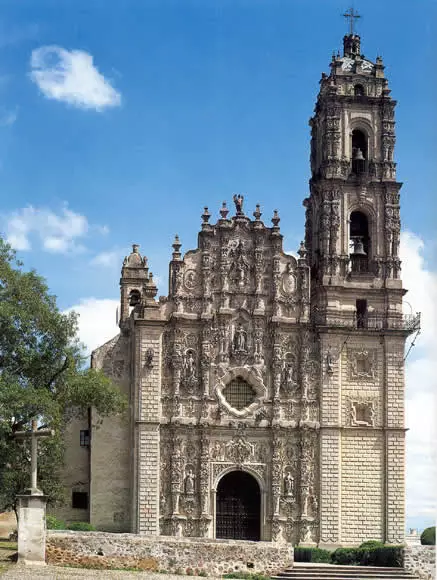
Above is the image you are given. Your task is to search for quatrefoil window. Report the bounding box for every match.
[223,378,256,411]
[214,367,267,418]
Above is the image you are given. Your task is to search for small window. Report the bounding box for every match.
[356,299,368,329]
[72,491,88,510]
[80,430,90,447]
[354,84,365,96]
[223,378,256,411]
[129,289,141,306]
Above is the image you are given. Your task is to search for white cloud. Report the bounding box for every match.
[2,204,107,254]
[90,250,120,268]
[30,46,121,111]
[401,231,437,528]
[0,108,17,126]
[65,298,119,355]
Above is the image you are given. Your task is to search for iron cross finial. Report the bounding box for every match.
[343,7,361,35]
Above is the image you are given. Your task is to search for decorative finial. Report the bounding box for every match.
[233,194,244,215]
[219,201,229,220]
[253,204,262,221]
[201,207,211,224]
[172,234,182,260]
[298,241,307,260]
[132,244,140,253]
[271,209,280,228]
[343,7,360,36]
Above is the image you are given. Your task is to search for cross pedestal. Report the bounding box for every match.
[17,494,48,565]
[13,419,54,565]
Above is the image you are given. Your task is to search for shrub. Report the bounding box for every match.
[294,547,331,563]
[361,545,403,567]
[46,515,66,530]
[359,540,384,550]
[223,573,270,580]
[66,522,96,532]
[421,527,436,546]
[331,548,360,565]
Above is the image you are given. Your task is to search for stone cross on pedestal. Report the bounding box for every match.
[13,419,54,495]
[13,419,54,566]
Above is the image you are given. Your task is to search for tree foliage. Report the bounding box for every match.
[0,238,126,512]
[420,526,436,545]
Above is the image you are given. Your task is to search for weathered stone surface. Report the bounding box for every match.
[17,495,47,565]
[404,545,436,580]
[47,531,293,576]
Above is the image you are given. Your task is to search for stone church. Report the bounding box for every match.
[60,30,420,547]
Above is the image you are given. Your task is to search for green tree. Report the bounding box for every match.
[0,238,126,514]
[420,526,436,545]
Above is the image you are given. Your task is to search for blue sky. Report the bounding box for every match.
[0,0,435,532]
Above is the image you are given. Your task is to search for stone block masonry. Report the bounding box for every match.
[404,545,436,580]
[47,531,293,576]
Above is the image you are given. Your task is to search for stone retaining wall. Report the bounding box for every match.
[404,545,435,580]
[47,531,293,576]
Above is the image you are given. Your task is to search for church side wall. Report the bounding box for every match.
[341,431,384,543]
[385,336,407,543]
[319,336,341,546]
[89,335,132,532]
[50,418,90,524]
[135,323,162,535]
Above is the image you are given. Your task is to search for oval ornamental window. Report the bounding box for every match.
[223,378,256,411]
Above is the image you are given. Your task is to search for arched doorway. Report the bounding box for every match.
[216,471,261,541]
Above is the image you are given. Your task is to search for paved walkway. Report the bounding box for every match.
[1,566,218,580]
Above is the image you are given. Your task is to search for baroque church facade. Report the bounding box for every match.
[60,31,419,546]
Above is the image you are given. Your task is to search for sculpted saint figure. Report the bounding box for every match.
[185,468,195,495]
[233,194,244,214]
[284,472,294,497]
[184,350,196,380]
[234,324,248,352]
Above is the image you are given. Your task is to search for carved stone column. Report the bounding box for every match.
[271,430,283,518]
[170,436,183,517]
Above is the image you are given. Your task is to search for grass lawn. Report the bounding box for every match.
[0,540,17,573]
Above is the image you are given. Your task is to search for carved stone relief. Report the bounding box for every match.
[348,349,377,381]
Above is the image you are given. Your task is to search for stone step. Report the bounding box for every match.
[273,576,416,580]
[272,564,418,580]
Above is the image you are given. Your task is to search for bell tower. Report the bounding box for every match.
[305,16,420,547]
[305,21,402,318]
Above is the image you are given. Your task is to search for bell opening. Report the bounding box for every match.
[350,211,370,273]
[351,129,368,174]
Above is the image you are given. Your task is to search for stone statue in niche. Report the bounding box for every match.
[301,486,310,517]
[184,468,195,495]
[283,361,297,393]
[235,244,249,286]
[182,350,197,392]
[284,472,294,497]
[233,324,248,353]
[301,523,313,543]
[282,263,296,295]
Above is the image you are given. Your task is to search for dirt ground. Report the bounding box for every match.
[0,514,16,541]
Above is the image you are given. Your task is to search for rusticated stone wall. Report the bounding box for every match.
[47,531,293,576]
[404,545,436,580]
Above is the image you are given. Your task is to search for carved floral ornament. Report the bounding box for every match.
[214,366,267,418]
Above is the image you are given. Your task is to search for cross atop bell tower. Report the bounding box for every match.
[342,8,362,58]
[343,7,360,35]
